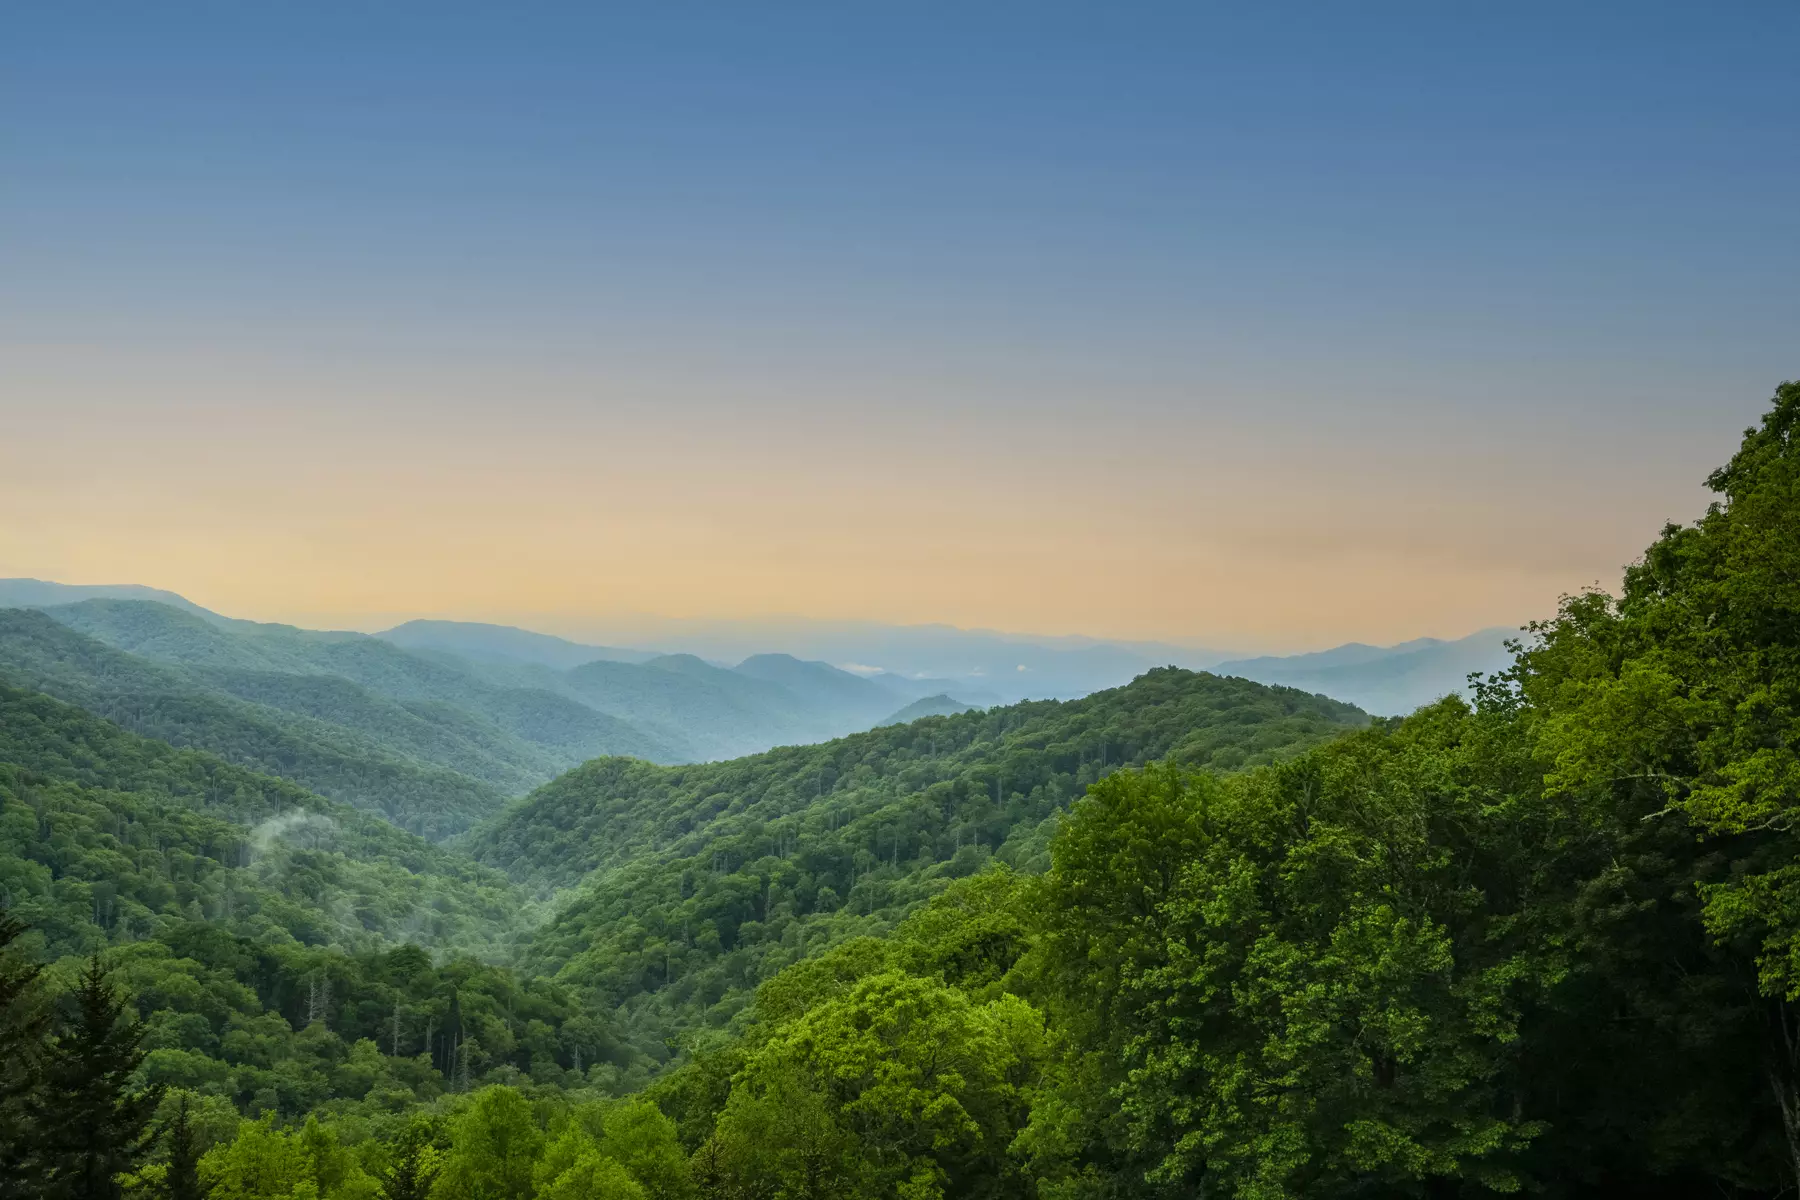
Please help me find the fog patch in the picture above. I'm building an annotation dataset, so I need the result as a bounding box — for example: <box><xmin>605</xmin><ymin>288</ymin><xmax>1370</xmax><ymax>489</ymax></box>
<box><xmin>249</xmin><ymin>810</ymin><xmax>338</xmax><ymax>853</ymax></box>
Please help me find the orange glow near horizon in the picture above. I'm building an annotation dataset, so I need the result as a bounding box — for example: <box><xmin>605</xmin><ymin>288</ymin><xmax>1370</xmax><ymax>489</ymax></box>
<box><xmin>3</xmin><ymin>347</ymin><xmax>1730</xmax><ymax>652</ymax></box>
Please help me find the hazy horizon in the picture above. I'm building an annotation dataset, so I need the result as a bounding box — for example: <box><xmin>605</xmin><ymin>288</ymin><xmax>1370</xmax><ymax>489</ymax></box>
<box><xmin>0</xmin><ymin>573</ymin><xmax>1527</xmax><ymax>664</ymax></box>
<box><xmin>6</xmin><ymin>6</ymin><xmax>1794</xmax><ymax>650</ymax></box>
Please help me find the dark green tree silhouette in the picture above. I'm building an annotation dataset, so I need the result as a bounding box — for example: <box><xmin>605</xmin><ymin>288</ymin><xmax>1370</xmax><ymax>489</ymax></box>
<box><xmin>37</xmin><ymin>955</ymin><xmax>165</xmax><ymax>1200</ymax></box>
<box><xmin>160</xmin><ymin>1095</ymin><xmax>207</xmax><ymax>1200</ymax></box>
<box><xmin>0</xmin><ymin>903</ymin><xmax>50</xmax><ymax>1194</ymax></box>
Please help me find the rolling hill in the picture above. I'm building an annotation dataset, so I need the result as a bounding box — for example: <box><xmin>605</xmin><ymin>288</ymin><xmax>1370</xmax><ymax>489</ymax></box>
<box><xmin>0</xmin><ymin>678</ymin><xmax>526</xmax><ymax>957</ymax></box>
<box><xmin>0</xmin><ymin>577</ymin><xmax>223</xmax><ymax>620</ymax></box>
<box><xmin>0</xmin><ymin>603</ymin><xmax>676</xmax><ymax>838</ymax></box>
<box><xmin>466</xmin><ymin>667</ymin><xmax>1370</xmax><ymax>1059</ymax></box>
<box><xmin>879</xmin><ymin>694</ymin><xmax>976</xmax><ymax>724</ymax></box>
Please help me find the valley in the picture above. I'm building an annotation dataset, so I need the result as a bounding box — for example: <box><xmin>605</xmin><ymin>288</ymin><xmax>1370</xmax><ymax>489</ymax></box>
<box><xmin>5</xmin><ymin>387</ymin><xmax>1800</xmax><ymax>1197</ymax></box>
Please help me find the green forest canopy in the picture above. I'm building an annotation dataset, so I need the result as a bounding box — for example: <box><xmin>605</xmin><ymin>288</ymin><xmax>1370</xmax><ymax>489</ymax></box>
<box><xmin>4</xmin><ymin>381</ymin><xmax>1800</xmax><ymax>1197</ymax></box>
<box><xmin>471</xmin><ymin>668</ymin><xmax>1367</xmax><ymax>1058</ymax></box>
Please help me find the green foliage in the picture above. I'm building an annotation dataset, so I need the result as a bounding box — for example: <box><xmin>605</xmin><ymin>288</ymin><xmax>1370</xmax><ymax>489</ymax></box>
<box><xmin>0</xmin><ymin>684</ymin><xmax>640</xmax><ymax>1120</ymax></box>
<box><xmin>36</xmin><ymin>955</ymin><xmax>166</xmax><ymax>1199</ymax></box>
<box><xmin>436</xmin><ymin>1086</ymin><xmax>543</xmax><ymax>1200</ymax></box>
<box><xmin>197</xmin><ymin>1114</ymin><xmax>309</xmax><ymax>1199</ymax></box>
<box><xmin>0</xmin><ymin>681</ymin><xmax>523</xmax><ymax>958</ymax></box>
<box><xmin>159</xmin><ymin>1096</ymin><xmax>207</xmax><ymax>1200</ymax></box>
<box><xmin>1</xmin><ymin>901</ymin><xmax>50</xmax><ymax>1191</ymax></box>
<box><xmin>374</xmin><ymin>1120</ymin><xmax>442</xmax><ymax>1200</ymax></box>
<box><xmin>649</xmin><ymin>386</ymin><xmax>1800</xmax><ymax>1197</ymax></box>
<box><xmin>0</xmin><ymin>607</ymin><xmax>663</xmax><ymax>840</ymax></box>
<box><xmin>1031</xmin><ymin>746</ymin><xmax>1547</xmax><ymax>1198</ymax></box>
<box><xmin>1505</xmin><ymin>379</ymin><xmax>1800</xmax><ymax>1187</ymax></box>
<box><xmin>478</xmin><ymin>669</ymin><xmax>1366</xmax><ymax>1056</ymax></box>
<box><xmin>534</xmin><ymin>1126</ymin><xmax>644</xmax><ymax>1200</ymax></box>
<box><xmin>713</xmin><ymin>970</ymin><xmax>1044</xmax><ymax>1200</ymax></box>
<box><xmin>12</xmin><ymin>383</ymin><xmax>1800</xmax><ymax>1197</ymax></box>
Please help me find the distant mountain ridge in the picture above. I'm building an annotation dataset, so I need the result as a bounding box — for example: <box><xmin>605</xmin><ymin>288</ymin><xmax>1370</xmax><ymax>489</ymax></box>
<box><xmin>1213</xmin><ymin>628</ymin><xmax>1517</xmax><ymax>716</ymax></box>
<box><xmin>1</xmin><ymin>578</ymin><xmax>1520</xmax><ymax>753</ymax></box>
<box><xmin>0</xmin><ymin>577</ymin><xmax>223</xmax><ymax>620</ymax></box>
<box><xmin>0</xmin><ymin>588</ymin><xmax>1084</xmax><ymax>841</ymax></box>
<box><xmin>0</xmin><ymin>605</ymin><xmax>664</xmax><ymax>838</ymax></box>
<box><xmin>879</xmin><ymin>694</ymin><xmax>976</xmax><ymax>724</ymax></box>
<box><xmin>380</xmin><ymin>618</ymin><xmax>659</xmax><ymax>669</ymax></box>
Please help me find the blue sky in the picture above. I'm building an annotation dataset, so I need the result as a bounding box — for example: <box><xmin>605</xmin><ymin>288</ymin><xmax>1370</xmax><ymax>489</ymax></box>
<box><xmin>3</xmin><ymin>4</ymin><xmax>1796</xmax><ymax>647</ymax></box>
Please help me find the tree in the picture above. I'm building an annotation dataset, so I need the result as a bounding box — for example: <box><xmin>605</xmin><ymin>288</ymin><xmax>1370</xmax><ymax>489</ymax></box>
<box><xmin>717</xmin><ymin>970</ymin><xmax>1045</xmax><ymax>1200</ymax></box>
<box><xmin>198</xmin><ymin>1115</ymin><xmax>309</xmax><ymax>1200</ymax></box>
<box><xmin>595</xmin><ymin>1099</ymin><xmax>694</xmax><ymax>1200</ymax></box>
<box><xmin>37</xmin><ymin>954</ymin><xmax>165</xmax><ymax>1200</ymax></box>
<box><xmin>534</xmin><ymin>1126</ymin><xmax>644</xmax><ymax>1200</ymax></box>
<box><xmin>1514</xmin><ymin>380</ymin><xmax>1800</xmax><ymax>1192</ymax></box>
<box><xmin>702</xmin><ymin>1072</ymin><xmax>856</xmax><ymax>1200</ymax></box>
<box><xmin>377</xmin><ymin>1120</ymin><xmax>443</xmax><ymax>1200</ymax></box>
<box><xmin>1</xmin><ymin>903</ymin><xmax>50</xmax><ymax>1193</ymax></box>
<box><xmin>1033</xmin><ymin>744</ymin><xmax>1551</xmax><ymax>1199</ymax></box>
<box><xmin>161</xmin><ymin>1095</ymin><xmax>208</xmax><ymax>1200</ymax></box>
<box><xmin>436</xmin><ymin>1086</ymin><xmax>544</xmax><ymax>1200</ymax></box>
<box><xmin>297</xmin><ymin>1115</ymin><xmax>372</xmax><ymax>1196</ymax></box>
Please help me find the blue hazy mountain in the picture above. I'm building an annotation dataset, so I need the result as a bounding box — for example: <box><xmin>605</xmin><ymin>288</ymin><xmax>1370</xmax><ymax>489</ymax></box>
<box><xmin>0</xmin><ymin>603</ymin><xmax>674</xmax><ymax>837</ymax></box>
<box><xmin>7</xmin><ymin>577</ymin><xmax>1505</xmax><ymax>757</ymax></box>
<box><xmin>1213</xmin><ymin>629</ymin><xmax>1517</xmax><ymax>716</ymax></box>
<box><xmin>520</xmin><ymin>615</ymin><xmax>1226</xmax><ymax>703</ymax></box>
<box><xmin>0</xmin><ymin>577</ymin><xmax>223</xmax><ymax>621</ymax></box>
<box><xmin>379</xmin><ymin>618</ymin><xmax>660</xmax><ymax>669</ymax></box>
<box><xmin>879</xmin><ymin>693</ymin><xmax>978</xmax><ymax>725</ymax></box>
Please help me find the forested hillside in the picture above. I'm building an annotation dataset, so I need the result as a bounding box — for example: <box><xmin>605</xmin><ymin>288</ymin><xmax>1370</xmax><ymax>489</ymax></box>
<box><xmin>41</xmin><ymin>599</ymin><xmax>676</xmax><ymax>767</ymax></box>
<box><xmin>879</xmin><ymin>693</ymin><xmax>973</xmax><ymax>724</ymax></box>
<box><xmin>0</xmin><ymin>682</ymin><xmax>648</xmax><ymax>1122</ymax></box>
<box><xmin>7</xmin><ymin>385</ymin><xmax>1800</xmax><ymax>1199</ymax></box>
<box><xmin>0</xmin><ymin>682</ymin><xmax>523</xmax><ymax>956</ymax></box>
<box><xmin>618</xmin><ymin>380</ymin><xmax>1800</xmax><ymax>1199</ymax></box>
<box><xmin>425</xmin><ymin>648</ymin><xmax>963</xmax><ymax>763</ymax></box>
<box><xmin>5</xmin><ymin>599</ymin><xmax>1021</xmax><ymax>808</ymax></box>
<box><xmin>473</xmin><ymin>669</ymin><xmax>1368</xmax><ymax>1057</ymax></box>
<box><xmin>0</xmin><ymin>610</ymin><xmax>524</xmax><ymax>838</ymax></box>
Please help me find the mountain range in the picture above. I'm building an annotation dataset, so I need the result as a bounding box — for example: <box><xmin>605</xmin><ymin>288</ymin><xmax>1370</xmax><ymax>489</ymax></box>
<box><xmin>0</xmin><ymin>580</ymin><xmax>1518</xmax><ymax>807</ymax></box>
<box><xmin>0</xmin><ymin>583</ymin><xmax>1047</xmax><ymax>838</ymax></box>
<box><xmin>1211</xmin><ymin>628</ymin><xmax>1517</xmax><ymax>715</ymax></box>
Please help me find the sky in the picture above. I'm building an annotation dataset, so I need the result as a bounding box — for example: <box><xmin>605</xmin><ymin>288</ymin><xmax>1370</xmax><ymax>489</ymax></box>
<box><xmin>3</xmin><ymin>3</ymin><xmax>1796</xmax><ymax>652</ymax></box>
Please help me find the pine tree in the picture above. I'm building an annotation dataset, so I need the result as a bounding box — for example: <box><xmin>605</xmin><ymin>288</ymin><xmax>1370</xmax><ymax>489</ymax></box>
<box><xmin>37</xmin><ymin>955</ymin><xmax>166</xmax><ymax>1200</ymax></box>
<box><xmin>160</xmin><ymin>1095</ymin><xmax>206</xmax><ymax>1200</ymax></box>
<box><xmin>0</xmin><ymin>904</ymin><xmax>50</xmax><ymax>1194</ymax></box>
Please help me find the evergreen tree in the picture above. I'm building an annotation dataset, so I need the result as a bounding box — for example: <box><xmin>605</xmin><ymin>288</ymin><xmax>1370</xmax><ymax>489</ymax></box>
<box><xmin>160</xmin><ymin>1095</ymin><xmax>206</xmax><ymax>1200</ymax></box>
<box><xmin>37</xmin><ymin>955</ymin><xmax>165</xmax><ymax>1200</ymax></box>
<box><xmin>0</xmin><ymin>904</ymin><xmax>50</xmax><ymax>1195</ymax></box>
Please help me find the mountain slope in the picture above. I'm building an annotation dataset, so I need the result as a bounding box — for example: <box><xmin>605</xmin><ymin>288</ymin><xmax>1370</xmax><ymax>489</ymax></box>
<box><xmin>1214</xmin><ymin>628</ymin><xmax>1517</xmax><ymax>715</ymax></box>
<box><xmin>0</xmin><ymin>608</ymin><xmax>523</xmax><ymax>839</ymax></box>
<box><xmin>879</xmin><ymin>694</ymin><xmax>976</xmax><ymax>724</ymax></box>
<box><xmin>560</xmin><ymin>655</ymin><xmax>841</xmax><ymax>761</ymax></box>
<box><xmin>378</xmin><ymin>618</ymin><xmax>659</xmax><ymax>668</ymax></box>
<box><xmin>38</xmin><ymin>599</ymin><xmax>678</xmax><ymax>760</ymax></box>
<box><xmin>0</xmin><ymin>577</ymin><xmax>222</xmax><ymax>621</ymax></box>
<box><xmin>0</xmin><ymin>679</ymin><xmax>525</xmax><ymax>957</ymax></box>
<box><xmin>469</xmin><ymin>668</ymin><xmax>1369</xmax><ymax>1059</ymax></box>
<box><xmin>0</xmin><ymin>678</ymin><xmax>646</xmax><ymax>1113</ymax></box>
<box><xmin>0</xmin><ymin>603</ymin><xmax>681</xmax><ymax>838</ymax></box>
<box><xmin>732</xmin><ymin>653</ymin><xmax>907</xmax><ymax>724</ymax></box>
